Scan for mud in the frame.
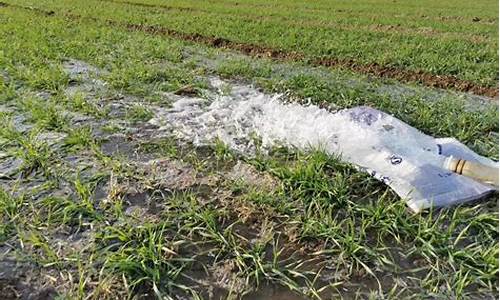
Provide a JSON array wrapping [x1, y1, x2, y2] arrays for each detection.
[[106, 0, 194, 12], [242, 285, 307, 300], [0, 157, 23, 180], [313, 58, 498, 98], [227, 161, 279, 191], [209, 260, 248, 294], [0, 259, 57, 300], [0, 1, 54, 16], [1, 2, 497, 97], [192, 48, 495, 111], [100, 134, 139, 157]]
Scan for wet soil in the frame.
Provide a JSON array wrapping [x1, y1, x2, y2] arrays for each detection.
[[242, 285, 308, 300], [119, 22, 499, 98], [0, 259, 57, 300], [106, 0, 195, 12]]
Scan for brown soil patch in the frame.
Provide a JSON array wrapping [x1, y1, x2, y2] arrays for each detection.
[[106, 0, 194, 12], [227, 161, 279, 191], [0, 1, 54, 15], [313, 58, 498, 97], [1, 2, 497, 98]]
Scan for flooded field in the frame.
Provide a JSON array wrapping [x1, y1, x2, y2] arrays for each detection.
[[0, 1, 498, 299]]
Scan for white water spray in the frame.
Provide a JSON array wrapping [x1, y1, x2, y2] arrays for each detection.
[[150, 78, 496, 212]]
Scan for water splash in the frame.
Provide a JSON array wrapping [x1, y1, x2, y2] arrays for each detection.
[[150, 77, 496, 212]]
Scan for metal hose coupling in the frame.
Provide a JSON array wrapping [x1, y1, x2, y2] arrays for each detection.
[[443, 156, 499, 187]]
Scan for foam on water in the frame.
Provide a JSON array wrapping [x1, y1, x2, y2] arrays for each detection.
[[153, 79, 336, 153], [150, 78, 496, 212], [152, 78, 434, 161]]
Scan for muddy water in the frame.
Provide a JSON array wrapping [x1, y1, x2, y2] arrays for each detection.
[[242, 285, 308, 300], [1, 58, 488, 299]]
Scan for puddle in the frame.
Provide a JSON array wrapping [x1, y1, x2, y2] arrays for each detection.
[[63, 59, 109, 103], [6, 115, 32, 133], [63, 59, 102, 79], [36, 132, 66, 147], [100, 134, 138, 157], [227, 161, 278, 191], [0, 57, 492, 298], [0, 157, 23, 179], [242, 284, 307, 300], [140, 159, 197, 191]]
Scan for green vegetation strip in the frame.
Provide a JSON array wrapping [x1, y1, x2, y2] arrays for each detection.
[[0, 0, 498, 96], [106, 0, 492, 42]]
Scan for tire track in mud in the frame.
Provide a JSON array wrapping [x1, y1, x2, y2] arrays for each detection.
[[1, 1, 498, 98], [105, 0, 195, 12]]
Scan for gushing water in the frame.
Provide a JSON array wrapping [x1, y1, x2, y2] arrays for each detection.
[[150, 77, 495, 212]]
